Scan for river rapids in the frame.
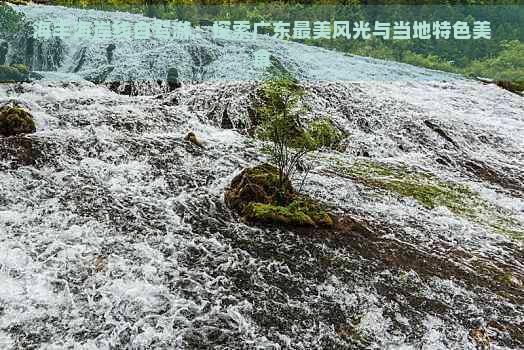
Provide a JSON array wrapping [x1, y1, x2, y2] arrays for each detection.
[[0, 4, 523, 350]]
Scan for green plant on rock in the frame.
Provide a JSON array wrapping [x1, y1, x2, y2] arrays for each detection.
[[224, 163, 333, 228], [0, 105, 36, 136], [256, 74, 316, 192], [224, 163, 294, 211]]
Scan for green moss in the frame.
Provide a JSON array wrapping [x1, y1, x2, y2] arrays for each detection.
[[242, 195, 334, 228], [243, 202, 315, 226], [9, 64, 29, 75], [0, 64, 29, 81], [307, 118, 344, 150], [0, 106, 36, 136], [336, 160, 523, 240], [225, 163, 294, 212]]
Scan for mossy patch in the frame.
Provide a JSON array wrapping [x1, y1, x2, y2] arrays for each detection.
[[0, 105, 36, 137], [225, 163, 333, 228], [0, 64, 29, 81], [307, 118, 345, 151], [336, 159, 523, 239], [242, 196, 333, 227], [225, 163, 294, 211]]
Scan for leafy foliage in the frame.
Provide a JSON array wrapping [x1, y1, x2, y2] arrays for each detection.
[[0, 4, 26, 33], [256, 75, 320, 191]]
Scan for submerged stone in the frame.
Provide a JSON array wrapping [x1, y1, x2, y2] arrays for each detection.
[[0, 105, 36, 136]]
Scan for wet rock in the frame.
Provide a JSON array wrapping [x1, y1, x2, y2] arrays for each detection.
[[224, 163, 333, 227], [0, 104, 36, 136], [29, 71, 44, 81], [423, 120, 458, 148], [0, 41, 8, 65], [462, 159, 524, 196], [106, 43, 116, 64], [184, 132, 204, 148], [188, 45, 215, 67], [494, 81, 524, 96], [83, 65, 114, 83], [73, 47, 87, 73], [167, 67, 181, 90], [470, 328, 490, 350], [0, 135, 35, 167], [220, 105, 233, 129]]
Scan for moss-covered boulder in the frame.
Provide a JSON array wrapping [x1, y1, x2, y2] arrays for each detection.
[[225, 163, 333, 228], [225, 163, 294, 211], [308, 118, 345, 150], [242, 196, 333, 227], [0, 105, 36, 136], [0, 64, 30, 82]]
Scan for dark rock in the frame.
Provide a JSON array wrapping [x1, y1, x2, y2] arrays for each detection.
[[106, 43, 116, 64], [423, 120, 458, 148], [0, 41, 8, 65], [29, 71, 44, 80], [167, 67, 181, 90], [184, 132, 204, 148], [0, 136, 36, 168], [462, 159, 524, 196], [0, 104, 36, 137], [220, 105, 233, 129], [73, 47, 87, 73]]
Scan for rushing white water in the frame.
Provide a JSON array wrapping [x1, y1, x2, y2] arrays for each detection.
[[9, 4, 465, 83], [1, 4, 523, 350]]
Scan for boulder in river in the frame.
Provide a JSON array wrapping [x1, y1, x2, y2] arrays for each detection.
[[225, 163, 333, 227], [167, 67, 181, 90], [0, 64, 29, 82], [0, 104, 36, 137]]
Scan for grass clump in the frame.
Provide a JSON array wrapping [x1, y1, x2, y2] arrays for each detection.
[[307, 118, 344, 150]]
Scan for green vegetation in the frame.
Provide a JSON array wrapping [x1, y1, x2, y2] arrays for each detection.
[[307, 118, 344, 150], [224, 163, 333, 227], [243, 196, 333, 227], [256, 76, 315, 187], [0, 64, 30, 81], [341, 160, 476, 215], [336, 159, 524, 239], [0, 4, 25, 33], [0, 105, 36, 136]]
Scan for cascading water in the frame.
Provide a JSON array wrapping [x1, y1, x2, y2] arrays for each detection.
[[1, 4, 523, 350]]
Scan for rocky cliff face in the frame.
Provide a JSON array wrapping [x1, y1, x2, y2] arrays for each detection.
[[0, 4, 523, 350]]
